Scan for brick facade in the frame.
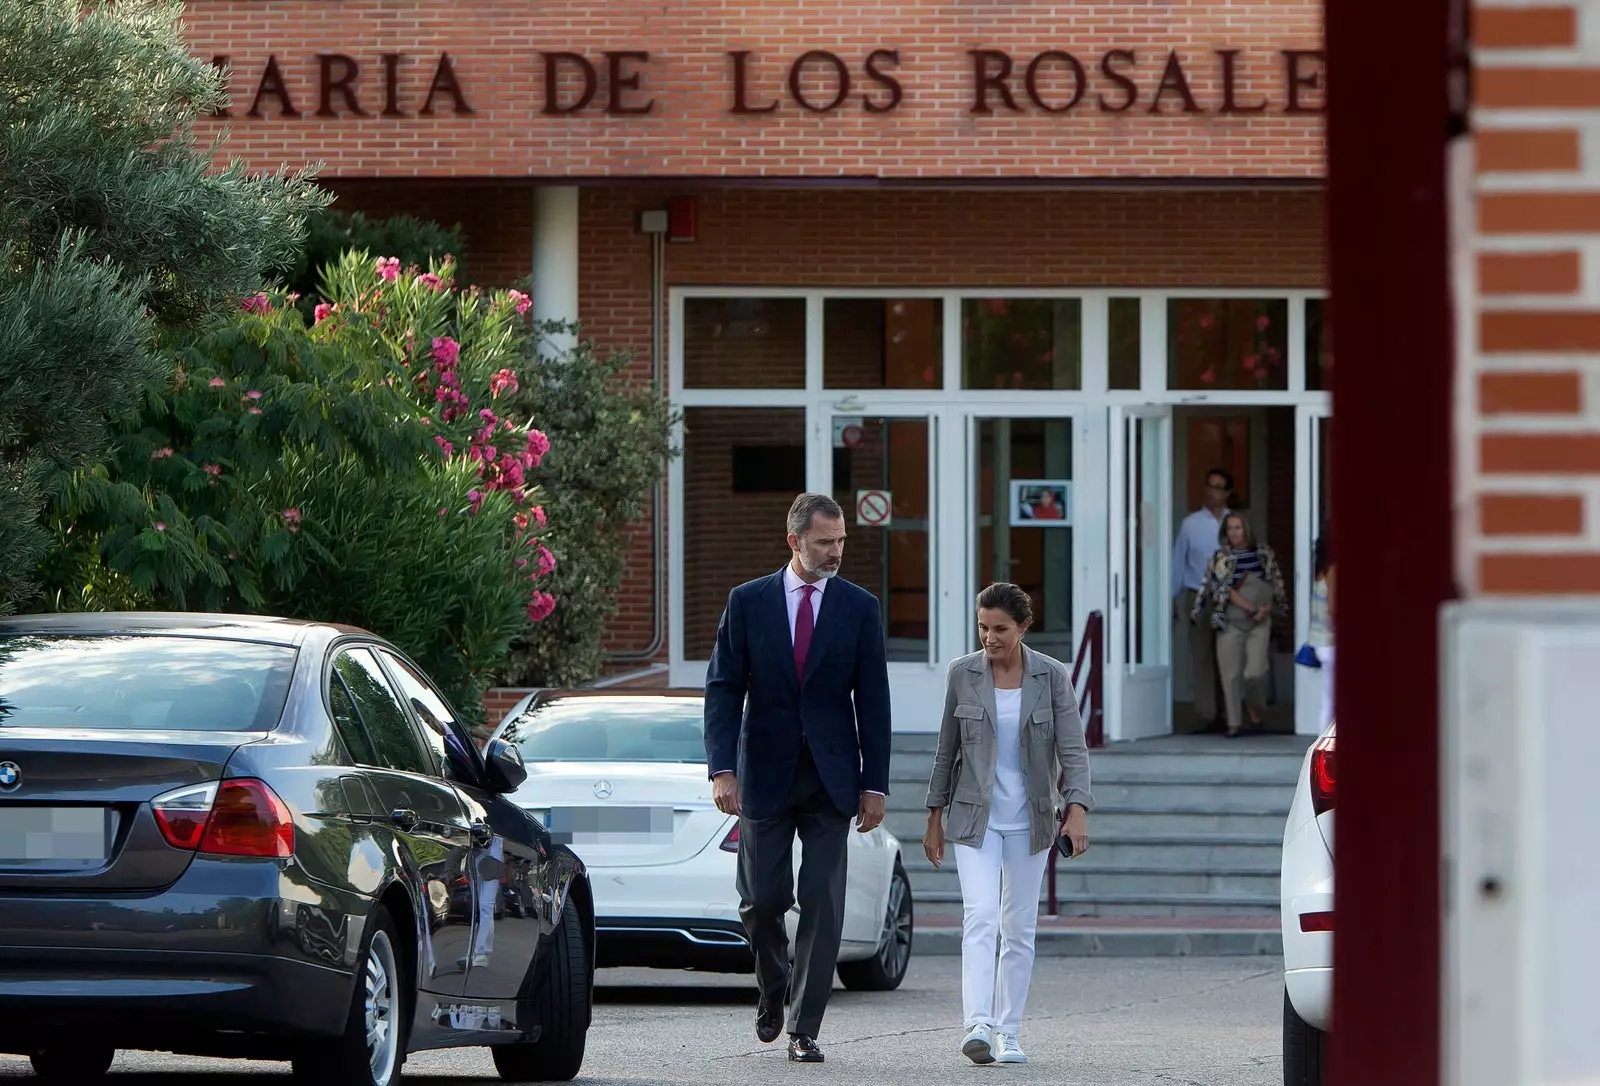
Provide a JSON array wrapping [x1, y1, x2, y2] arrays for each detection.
[[1465, 2, 1600, 593], [186, 1, 1322, 180]]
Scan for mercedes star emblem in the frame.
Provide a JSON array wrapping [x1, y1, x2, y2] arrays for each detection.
[[592, 780, 613, 799], [0, 762, 19, 793]]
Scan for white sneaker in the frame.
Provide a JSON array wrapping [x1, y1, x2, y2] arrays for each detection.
[[995, 1032, 1027, 1064], [471, 953, 489, 967], [961, 1024, 995, 1064]]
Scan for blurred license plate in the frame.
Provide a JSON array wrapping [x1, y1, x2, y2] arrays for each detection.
[[0, 806, 109, 863], [546, 806, 673, 846]]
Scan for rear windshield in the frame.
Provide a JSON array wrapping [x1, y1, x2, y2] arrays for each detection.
[[503, 698, 705, 763], [0, 634, 297, 732]]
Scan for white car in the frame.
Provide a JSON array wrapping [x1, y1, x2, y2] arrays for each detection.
[[489, 690, 914, 991], [1280, 722, 1335, 1086]]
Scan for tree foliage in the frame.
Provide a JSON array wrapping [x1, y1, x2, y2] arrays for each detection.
[[284, 209, 465, 315], [0, 0, 328, 613]]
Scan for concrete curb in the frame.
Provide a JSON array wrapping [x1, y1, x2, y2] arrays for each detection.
[[913, 927, 1283, 957]]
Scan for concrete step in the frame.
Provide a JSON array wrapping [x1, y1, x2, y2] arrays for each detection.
[[906, 886, 1278, 917], [897, 835, 1283, 873], [903, 864, 1278, 904], [1088, 779, 1295, 814], [910, 915, 1283, 957], [1082, 809, 1288, 838]]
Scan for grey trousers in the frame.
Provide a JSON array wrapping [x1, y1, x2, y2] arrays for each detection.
[[736, 743, 850, 1039], [1216, 620, 1271, 734], [1179, 588, 1222, 724]]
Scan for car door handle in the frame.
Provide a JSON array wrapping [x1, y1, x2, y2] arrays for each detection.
[[389, 808, 418, 831], [470, 820, 493, 847]]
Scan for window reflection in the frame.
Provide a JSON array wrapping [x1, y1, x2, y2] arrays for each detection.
[[1167, 298, 1290, 391], [963, 299, 1082, 390]]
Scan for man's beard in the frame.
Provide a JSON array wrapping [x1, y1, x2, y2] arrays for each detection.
[[799, 551, 839, 579]]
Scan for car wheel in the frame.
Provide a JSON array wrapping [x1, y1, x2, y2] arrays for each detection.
[[837, 858, 913, 992], [1282, 986, 1326, 1086], [29, 1044, 114, 1081], [492, 891, 591, 1082], [293, 904, 407, 1086]]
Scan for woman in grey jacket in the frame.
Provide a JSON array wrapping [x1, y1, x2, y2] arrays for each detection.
[[923, 583, 1093, 1066]]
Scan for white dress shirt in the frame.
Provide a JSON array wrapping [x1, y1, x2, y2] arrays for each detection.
[[783, 563, 827, 639], [987, 686, 1029, 832], [1171, 506, 1228, 596]]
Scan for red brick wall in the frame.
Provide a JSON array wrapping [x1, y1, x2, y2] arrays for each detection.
[[187, 1, 1323, 180]]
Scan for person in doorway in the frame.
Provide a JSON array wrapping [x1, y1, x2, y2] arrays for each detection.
[[1309, 531, 1335, 729], [1192, 511, 1289, 737], [1171, 468, 1233, 731], [703, 492, 892, 1064], [922, 583, 1093, 1067]]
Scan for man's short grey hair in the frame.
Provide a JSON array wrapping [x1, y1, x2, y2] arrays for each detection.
[[787, 492, 844, 538]]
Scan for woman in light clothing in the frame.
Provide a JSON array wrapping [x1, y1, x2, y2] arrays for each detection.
[[1192, 511, 1288, 737], [1308, 532, 1335, 729], [923, 583, 1093, 1066]]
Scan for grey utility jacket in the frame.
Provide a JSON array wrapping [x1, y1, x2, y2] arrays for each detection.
[[924, 644, 1094, 856]]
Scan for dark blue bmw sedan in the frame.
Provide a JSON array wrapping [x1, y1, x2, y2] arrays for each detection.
[[0, 612, 594, 1085]]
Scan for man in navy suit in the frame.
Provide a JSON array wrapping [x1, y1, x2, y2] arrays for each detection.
[[704, 492, 892, 1063]]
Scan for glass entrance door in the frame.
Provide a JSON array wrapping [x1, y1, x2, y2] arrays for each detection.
[[1294, 403, 1332, 735], [1109, 406, 1174, 741]]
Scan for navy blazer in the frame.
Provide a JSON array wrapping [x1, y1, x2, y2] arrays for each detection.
[[703, 569, 892, 821]]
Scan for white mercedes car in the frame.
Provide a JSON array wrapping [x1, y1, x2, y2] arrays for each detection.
[[1280, 722, 1335, 1086], [489, 690, 914, 990]]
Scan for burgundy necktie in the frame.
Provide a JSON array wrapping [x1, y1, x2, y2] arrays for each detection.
[[793, 584, 816, 679]]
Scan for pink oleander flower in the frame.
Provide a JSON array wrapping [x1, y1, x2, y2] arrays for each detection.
[[513, 512, 530, 531], [529, 505, 547, 529], [208, 376, 227, 388], [432, 336, 460, 369], [418, 272, 445, 292], [241, 292, 270, 314], [245, 389, 263, 401], [467, 488, 484, 514], [375, 257, 401, 281], [203, 463, 221, 476], [433, 435, 454, 457], [438, 507, 448, 517], [535, 545, 556, 578], [314, 303, 335, 324], [150, 447, 174, 460], [154, 521, 167, 532], [286, 292, 300, 304], [507, 289, 532, 317], [525, 429, 550, 468], [282, 507, 302, 533], [525, 591, 556, 623], [247, 406, 264, 416], [489, 369, 519, 398]]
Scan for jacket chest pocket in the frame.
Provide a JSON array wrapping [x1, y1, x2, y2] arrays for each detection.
[[1027, 707, 1054, 744], [954, 703, 985, 744]]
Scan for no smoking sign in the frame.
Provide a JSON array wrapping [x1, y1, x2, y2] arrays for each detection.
[[855, 489, 892, 527]]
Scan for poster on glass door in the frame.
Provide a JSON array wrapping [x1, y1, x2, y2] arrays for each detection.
[[1010, 480, 1073, 527]]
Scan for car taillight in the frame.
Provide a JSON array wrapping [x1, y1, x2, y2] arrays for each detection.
[[720, 823, 740, 852], [1310, 734, 1335, 816], [153, 778, 295, 858]]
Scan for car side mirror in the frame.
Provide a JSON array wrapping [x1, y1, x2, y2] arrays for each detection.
[[483, 737, 528, 793]]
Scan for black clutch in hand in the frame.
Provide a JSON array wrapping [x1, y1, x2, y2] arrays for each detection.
[[1056, 831, 1078, 859]]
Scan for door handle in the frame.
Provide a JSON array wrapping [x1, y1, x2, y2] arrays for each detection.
[[389, 808, 418, 831], [470, 820, 493, 847]]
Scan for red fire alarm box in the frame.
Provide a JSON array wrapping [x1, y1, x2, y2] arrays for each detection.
[[666, 196, 697, 243]]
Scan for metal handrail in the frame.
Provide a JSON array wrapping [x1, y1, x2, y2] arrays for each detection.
[[1049, 609, 1104, 916]]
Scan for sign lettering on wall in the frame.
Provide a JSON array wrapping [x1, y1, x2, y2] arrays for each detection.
[[208, 46, 1324, 120]]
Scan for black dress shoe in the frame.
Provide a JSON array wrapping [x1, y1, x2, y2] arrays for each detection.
[[788, 1035, 824, 1063], [756, 1000, 782, 1044]]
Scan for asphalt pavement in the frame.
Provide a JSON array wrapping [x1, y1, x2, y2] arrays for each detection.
[[0, 956, 1284, 1085]]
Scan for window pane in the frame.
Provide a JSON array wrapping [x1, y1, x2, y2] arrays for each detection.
[[683, 297, 806, 389], [503, 696, 706, 763], [380, 650, 480, 784], [1109, 297, 1142, 390], [0, 635, 295, 732], [1168, 298, 1289, 390], [683, 407, 807, 659], [328, 675, 380, 765], [831, 416, 930, 662], [1306, 298, 1332, 391], [974, 418, 1075, 660], [824, 298, 942, 389], [334, 649, 429, 775], [962, 299, 1082, 390]]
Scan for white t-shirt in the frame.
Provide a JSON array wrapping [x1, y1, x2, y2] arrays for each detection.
[[989, 687, 1029, 832]]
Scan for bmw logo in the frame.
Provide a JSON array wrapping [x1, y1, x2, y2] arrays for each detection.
[[592, 780, 612, 799], [0, 762, 19, 793]]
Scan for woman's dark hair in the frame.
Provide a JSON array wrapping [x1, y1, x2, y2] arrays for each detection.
[[1218, 511, 1258, 550], [976, 582, 1033, 626], [1314, 530, 1333, 577]]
